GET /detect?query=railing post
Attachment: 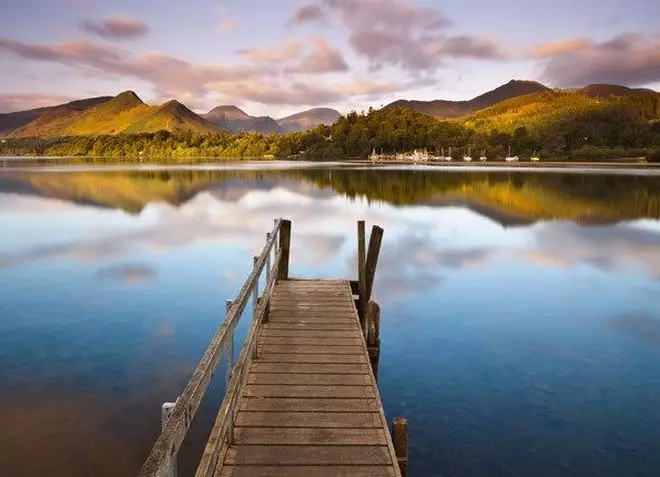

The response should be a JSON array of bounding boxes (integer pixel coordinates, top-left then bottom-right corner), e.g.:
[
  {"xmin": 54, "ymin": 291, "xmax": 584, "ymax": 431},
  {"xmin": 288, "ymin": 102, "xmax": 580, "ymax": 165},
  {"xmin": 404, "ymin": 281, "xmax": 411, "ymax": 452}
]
[
  {"xmin": 357, "ymin": 220, "xmax": 366, "ymax": 331},
  {"xmin": 274, "ymin": 218, "xmax": 279, "ymax": 250},
  {"xmin": 278, "ymin": 219, "xmax": 291, "ymax": 280},
  {"xmin": 161, "ymin": 401, "xmax": 178, "ymax": 477},
  {"xmin": 392, "ymin": 417, "xmax": 408, "ymax": 477},
  {"xmin": 364, "ymin": 225, "xmax": 384, "ymax": 306},
  {"xmin": 252, "ymin": 256, "xmax": 259, "ymax": 320},
  {"xmin": 266, "ymin": 233, "xmax": 272, "ymax": 277}
]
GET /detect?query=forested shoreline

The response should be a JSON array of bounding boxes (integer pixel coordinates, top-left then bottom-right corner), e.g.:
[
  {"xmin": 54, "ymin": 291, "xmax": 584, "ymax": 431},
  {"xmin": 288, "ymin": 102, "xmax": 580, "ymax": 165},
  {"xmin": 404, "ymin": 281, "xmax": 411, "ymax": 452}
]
[{"xmin": 2, "ymin": 103, "xmax": 660, "ymax": 162}]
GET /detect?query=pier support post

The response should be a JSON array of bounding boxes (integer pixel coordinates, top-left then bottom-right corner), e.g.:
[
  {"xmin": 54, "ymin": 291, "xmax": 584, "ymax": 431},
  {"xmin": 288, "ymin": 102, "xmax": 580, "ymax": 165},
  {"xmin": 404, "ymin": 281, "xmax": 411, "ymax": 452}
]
[
  {"xmin": 392, "ymin": 417, "xmax": 408, "ymax": 477},
  {"xmin": 357, "ymin": 220, "xmax": 366, "ymax": 329},
  {"xmin": 278, "ymin": 219, "xmax": 291, "ymax": 280},
  {"xmin": 364, "ymin": 225, "xmax": 384, "ymax": 306},
  {"xmin": 366, "ymin": 300, "xmax": 380, "ymax": 380}
]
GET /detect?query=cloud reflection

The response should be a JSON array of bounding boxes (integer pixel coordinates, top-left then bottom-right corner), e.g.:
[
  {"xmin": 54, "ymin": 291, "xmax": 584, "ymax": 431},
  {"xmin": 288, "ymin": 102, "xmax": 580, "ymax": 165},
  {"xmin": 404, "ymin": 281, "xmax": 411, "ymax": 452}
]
[
  {"xmin": 609, "ymin": 313, "xmax": 660, "ymax": 348},
  {"xmin": 95, "ymin": 264, "xmax": 156, "ymax": 284}
]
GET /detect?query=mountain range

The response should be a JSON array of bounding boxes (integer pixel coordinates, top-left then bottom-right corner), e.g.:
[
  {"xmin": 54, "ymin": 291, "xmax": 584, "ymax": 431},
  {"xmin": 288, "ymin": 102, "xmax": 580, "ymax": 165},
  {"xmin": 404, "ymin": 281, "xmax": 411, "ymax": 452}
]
[
  {"xmin": 0, "ymin": 80, "xmax": 656, "ymax": 138},
  {"xmin": 0, "ymin": 93, "xmax": 342, "ymax": 138}
]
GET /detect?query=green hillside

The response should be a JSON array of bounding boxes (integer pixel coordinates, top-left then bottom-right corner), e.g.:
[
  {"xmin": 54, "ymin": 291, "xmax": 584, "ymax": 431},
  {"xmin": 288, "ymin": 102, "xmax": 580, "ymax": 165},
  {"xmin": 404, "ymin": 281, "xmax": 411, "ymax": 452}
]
[
  {"xmin": 0, "ymin": 96, "xmax": 112, "ymax": 136},
  {"xmin": 9, "ymin": 92, "xmax": 222, "ymax": 137},
  {"xmin": 122, "ymin": 100, "xmax": 222, "ymax": 134},
  {"xmin": 65, "ymin": 91, "xmax": 152, "ymax": 135},
  {"xmin": 460, "ymin": 90, "xmax": 660, "ymax": 135}
]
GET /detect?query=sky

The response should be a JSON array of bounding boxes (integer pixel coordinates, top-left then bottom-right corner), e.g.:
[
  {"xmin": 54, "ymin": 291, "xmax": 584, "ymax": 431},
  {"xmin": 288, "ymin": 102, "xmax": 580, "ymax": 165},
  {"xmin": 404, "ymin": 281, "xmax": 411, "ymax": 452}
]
[{"xmin": 0, "ymin": 0, "xmax": 659, "ymax": 117}]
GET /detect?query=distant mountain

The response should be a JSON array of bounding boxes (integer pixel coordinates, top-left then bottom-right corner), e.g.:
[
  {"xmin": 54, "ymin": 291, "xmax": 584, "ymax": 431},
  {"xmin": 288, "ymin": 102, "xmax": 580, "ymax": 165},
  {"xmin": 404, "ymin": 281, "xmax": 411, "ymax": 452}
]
[
  {"xmin": 278, "ymin": 108, "xmax": 341, "ymax": 133},
  {"xmin": 203, "ymin": 105, "xmax": 281, "ymax": 133},
  {"xmin": 8, "ymin": 92, "xmax": 222, "ymax": 137},
  {"xmin": 0, "ymin": 96, "xmax": 112, "ymax": 136},
  {"xmin": 385, "ymin": 80, "xmax": 551, "ymax": 118},
  {"xmin": 579, "ymin": 84, "xmax": 656, "ymax": 98},
  {"xmin": 123, "ymin": 100, "xmax": 222, "ymax": 134}
]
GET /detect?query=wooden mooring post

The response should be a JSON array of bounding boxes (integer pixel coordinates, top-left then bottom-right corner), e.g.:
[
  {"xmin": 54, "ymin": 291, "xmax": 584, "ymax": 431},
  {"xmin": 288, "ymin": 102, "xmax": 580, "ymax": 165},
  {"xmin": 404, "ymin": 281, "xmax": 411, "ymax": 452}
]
[
  {"xmin": 392, "ymin": 417, "xmax": 409, "ymax": 477},
  {"xmin": 366, "ymin": 300, "xmax": 381, "ymax": 380}
]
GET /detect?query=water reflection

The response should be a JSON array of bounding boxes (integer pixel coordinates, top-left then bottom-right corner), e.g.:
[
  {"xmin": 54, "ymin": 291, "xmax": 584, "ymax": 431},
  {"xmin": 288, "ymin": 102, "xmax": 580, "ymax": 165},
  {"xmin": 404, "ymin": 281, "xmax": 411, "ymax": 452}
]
[{"xmin": 1, "ymin": 167, "xmax": 660, "ymax": 477}]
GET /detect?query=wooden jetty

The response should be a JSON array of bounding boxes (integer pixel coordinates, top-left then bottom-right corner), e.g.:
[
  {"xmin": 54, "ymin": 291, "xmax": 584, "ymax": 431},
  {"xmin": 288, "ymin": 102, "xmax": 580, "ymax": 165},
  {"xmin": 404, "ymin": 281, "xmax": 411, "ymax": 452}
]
[{"xmin": 138, "ymin": 219, "xmax": 407, "ymax": 477}]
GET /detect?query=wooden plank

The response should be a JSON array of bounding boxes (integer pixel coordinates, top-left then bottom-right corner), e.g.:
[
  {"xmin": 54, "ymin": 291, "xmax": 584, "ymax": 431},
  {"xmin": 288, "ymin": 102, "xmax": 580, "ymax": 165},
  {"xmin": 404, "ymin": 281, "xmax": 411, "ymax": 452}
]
[
  {"xmin": 251, "ymin": 362, "xmax": 371, "ymax": 375},
  {"xmin": 256, "ymin": 353, "xmax": 368, "ymax": 364},
  {"xmin": 263, "ymin": 322, "xmax": 356, "ymax": 330},
  {"xmin": 244, "ymin": 384, "xmax": 376, "ymax": 398},
  {"xmin": 259, "ymin": 344, "xmax": 364, "ymax": 355},
  {"xmin": 218, "ymin": 465, "xmax": 396, "ymax": 477},
  {"xmin": 238, "ymin": 397, "xmax": 379, "ymax": 413},
  {"xmin": 235, "ymin": 411, "xmax": 382, "ymax": 428},
  {"xmin": 225, "ymin": 445, "xmax": 391, "ymax": 465},
  {"xmin": 267, "ymin": 315, "xmax": 357, "ymax": 321},
  {"xmin": 233, "ymin": 427, "xmax": 387, "ymax": 445},
  {"xmin": 260, "ymin": 329, "xmax": 360, "ymax": 338},
  {"xmin": 218, "ymin": 465, "xmax": 395, "ymax": 477},
  {"xmin": 268, "ymin": 314, "xmax": 356, "ymax": 320},
  {"xmin": 271, "ymin": 303, "xmax": 355, "ymax": 308},
  {"xmin": 259, "ymin": 336, "xmax": 363, "ymax": 346},
  {"xmin": 247, "ymin": 373, "xmax": 371, "ymax": 386},
  {"xmin": 266, "ymin": 317, "xmax": 357, "ymax": 324}
]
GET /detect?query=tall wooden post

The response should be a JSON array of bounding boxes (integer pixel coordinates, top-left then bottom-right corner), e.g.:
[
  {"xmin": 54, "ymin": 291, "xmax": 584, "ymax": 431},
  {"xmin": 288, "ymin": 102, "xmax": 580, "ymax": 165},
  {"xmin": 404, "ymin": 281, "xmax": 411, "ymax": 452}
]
[
  {"xmin": 366, "ymin": 300, "xmax": 380, "ymax": 380},
  {"xmin": 364, "ymin": 225, "xmax": 384, "ymax": 306},
  {"xmin": 392, "ymin": 417, "xmax": 408, "ymax": 477},
  {"xmin": 357, "ymin": 220, "xmax": 366, "ymax": 330},
  {"xmin": 278, "ymin": 219, "xmax": 291, "ymax": 280}
]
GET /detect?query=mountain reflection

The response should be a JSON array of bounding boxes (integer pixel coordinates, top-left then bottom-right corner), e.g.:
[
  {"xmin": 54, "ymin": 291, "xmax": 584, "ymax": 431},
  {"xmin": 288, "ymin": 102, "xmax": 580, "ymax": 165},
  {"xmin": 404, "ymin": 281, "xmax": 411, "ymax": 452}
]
[{"xmin": 1, "ymin": 168, "xmax": 660, "ymax": 223}]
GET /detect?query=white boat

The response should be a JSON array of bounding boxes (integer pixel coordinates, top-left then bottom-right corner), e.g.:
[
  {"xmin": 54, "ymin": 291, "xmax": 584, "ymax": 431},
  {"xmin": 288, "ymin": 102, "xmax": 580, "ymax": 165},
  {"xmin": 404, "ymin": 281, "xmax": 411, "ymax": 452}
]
[
  {"xmin": 505, "ymin": 146, "xmax": 519, "ymax": 162},
  {"xmin": 370, "ymin": 148, "xmax": 378, "ymax": 162},
  {"xmin": 479, "ymin": 149, "xmax": 487, "ymax": 162},
  {"xmin": 463, "ymin": 147, "xmax": 472, "ymax": 162},
  {"xmin": 531, "ymin": 150, "xmax": 540, "ymax": 162}
]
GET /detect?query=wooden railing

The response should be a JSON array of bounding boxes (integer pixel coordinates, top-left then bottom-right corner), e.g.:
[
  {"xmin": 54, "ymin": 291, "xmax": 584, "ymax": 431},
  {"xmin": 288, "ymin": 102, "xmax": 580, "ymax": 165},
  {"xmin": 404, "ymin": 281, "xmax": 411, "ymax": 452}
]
[{"xmin": 138, "ymin": 219, "xmax": 291, "ymax": 477}]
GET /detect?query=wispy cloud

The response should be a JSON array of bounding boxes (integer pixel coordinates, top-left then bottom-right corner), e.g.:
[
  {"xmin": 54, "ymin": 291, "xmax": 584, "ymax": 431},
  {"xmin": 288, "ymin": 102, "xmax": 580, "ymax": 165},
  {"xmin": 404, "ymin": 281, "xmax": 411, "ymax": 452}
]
[
  {"xmin": 80, "ymin": 15, "xmax": 150, "ymax": 39},
  {"xmin": 217, "ymin": 6, "xmax": 238, "ymax": 35},
  {"xmin": 289, "ymin": 4, "xmax": 326, "ymax": 26},
  {"xmin": 0, "ymin": 92, "xmax": 75, "ymax": 113},
  {"xmin": 527, "ymin": 38, "xmax": 589, "ymax": 59}
]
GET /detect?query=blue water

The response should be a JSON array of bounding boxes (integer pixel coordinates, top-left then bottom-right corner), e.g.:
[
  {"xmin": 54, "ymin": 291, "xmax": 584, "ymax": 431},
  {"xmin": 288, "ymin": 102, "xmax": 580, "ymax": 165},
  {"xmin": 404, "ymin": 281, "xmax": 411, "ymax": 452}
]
[{"xmin": 1, "ymin": 167, "xmax": 660, "ymax": 476}]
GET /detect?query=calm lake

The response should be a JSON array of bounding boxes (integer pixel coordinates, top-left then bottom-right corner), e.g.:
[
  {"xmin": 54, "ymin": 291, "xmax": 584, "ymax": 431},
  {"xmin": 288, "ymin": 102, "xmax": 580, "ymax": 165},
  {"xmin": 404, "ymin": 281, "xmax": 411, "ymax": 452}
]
[{"xmin": 1, "ymin": 163, "xmax": 660, "ymax": 477}]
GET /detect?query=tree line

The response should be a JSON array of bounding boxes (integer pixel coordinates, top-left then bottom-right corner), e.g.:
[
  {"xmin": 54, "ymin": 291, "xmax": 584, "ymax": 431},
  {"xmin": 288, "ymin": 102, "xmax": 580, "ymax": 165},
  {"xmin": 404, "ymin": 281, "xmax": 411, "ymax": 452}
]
[{"xmin": 2, "ymin": 100, "xmax": 660, "ymax": 161}]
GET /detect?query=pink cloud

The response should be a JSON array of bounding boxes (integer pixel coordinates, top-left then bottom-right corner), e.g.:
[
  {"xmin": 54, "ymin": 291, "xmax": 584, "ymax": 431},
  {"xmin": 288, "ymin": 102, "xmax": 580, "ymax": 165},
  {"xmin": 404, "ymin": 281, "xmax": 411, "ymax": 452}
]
[
  {"xmin": 240, "ymin": 40, "xmax": 303, "ymax": 63},
  {"xmin": 527, "ymin": 38, "xmax": 589, "ymax": 59},
  {"xmin": 242, "ymin": 37, "xmax": 347, "ymax": 73},
  {"xmin": 80, "ymin": 15, "xmax": 149, "ymax": 39},
  {"xmin": 537, "ymin": 33, "xmax": 660, "ymax": 86},
  {"xmin": 0, "ymin": 93, "xmax": 75, "ymax": 113},
  {"xmin": 289, "ymin": 5, "xmax": 326, "ymax": 25},
  {"xmin": 289, "ymin": 0, "xmax": 509, "ymax": 71}
]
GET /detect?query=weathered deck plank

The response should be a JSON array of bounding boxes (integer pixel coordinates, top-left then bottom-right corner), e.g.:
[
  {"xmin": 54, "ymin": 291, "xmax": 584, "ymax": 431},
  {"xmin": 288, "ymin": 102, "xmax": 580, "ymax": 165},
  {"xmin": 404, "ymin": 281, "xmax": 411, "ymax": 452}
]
[{"xmin": 214, "ymin": 279, "xmax": 399, "ymax": 477}]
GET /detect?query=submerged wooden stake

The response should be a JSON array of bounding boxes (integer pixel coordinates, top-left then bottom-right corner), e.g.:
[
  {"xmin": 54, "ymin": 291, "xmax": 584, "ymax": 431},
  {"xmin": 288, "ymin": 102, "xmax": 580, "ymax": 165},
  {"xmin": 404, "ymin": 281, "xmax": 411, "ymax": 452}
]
[{"xmin": 392, "ymin": 417, "xmax": 408, "ymax": 477}]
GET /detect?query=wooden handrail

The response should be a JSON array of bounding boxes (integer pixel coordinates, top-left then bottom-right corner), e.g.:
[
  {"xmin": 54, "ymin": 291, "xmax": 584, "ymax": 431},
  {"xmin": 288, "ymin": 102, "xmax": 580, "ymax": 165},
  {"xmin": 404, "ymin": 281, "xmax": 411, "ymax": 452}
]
[
  {"xmin": 195, "ymin": 248, "xmax": 282, "ymax": 477},
  {"xmin": 138, "ymin": 219, "xmax": 285, "ymax": 477}
]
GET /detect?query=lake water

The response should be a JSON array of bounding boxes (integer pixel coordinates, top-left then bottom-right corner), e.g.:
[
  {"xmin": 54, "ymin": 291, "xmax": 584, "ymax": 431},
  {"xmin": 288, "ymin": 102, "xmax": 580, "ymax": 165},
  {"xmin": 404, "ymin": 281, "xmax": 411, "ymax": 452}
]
[{"xmin": 1, "ymin": 164, "xmax": 660, "ymax": 477}]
